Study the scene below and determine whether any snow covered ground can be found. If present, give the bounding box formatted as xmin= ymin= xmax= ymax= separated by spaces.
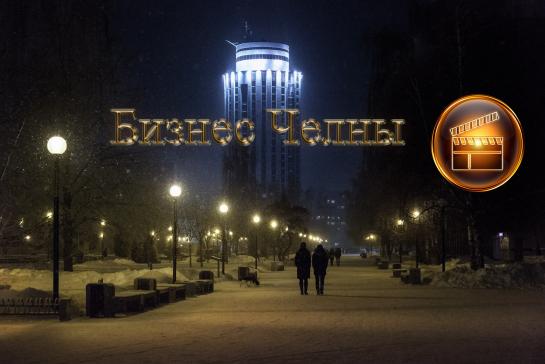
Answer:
xmin=425 ymin=259 xmax=545 ymax=289
xmin=0 ymin=260 xmax=190 ymax=311
xmin=1 ymin=256 xmax=545 ymax=363
xmin=0 ymin=256 xmax=278 ymax=312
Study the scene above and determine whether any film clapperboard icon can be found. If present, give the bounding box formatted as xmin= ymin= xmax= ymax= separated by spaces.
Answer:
xmin=450 ymin=111 xmax=503 ymax=171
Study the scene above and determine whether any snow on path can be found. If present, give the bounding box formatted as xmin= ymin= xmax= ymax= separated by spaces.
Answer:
xmin=1 ymin=257 xmax=545 ymax=364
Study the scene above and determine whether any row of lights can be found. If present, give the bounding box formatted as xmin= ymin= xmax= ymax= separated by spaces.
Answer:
xmin=364 ymin=209 xmax=422 ymax=241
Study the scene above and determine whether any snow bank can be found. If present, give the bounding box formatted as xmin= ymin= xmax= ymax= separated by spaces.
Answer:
xmin=0 ymin=267 xmax=190 ymax=312
xmin=0 ymin=267 xmax=188 ymax=292
xmin=428 ymin=262 xmax=545 ymax=289
xmin=74 ymin=258 xmax=139 ymax=270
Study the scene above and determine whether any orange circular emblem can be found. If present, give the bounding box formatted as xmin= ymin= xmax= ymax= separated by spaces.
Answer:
xmin=431 ymin=95 xmax=524 ymax=192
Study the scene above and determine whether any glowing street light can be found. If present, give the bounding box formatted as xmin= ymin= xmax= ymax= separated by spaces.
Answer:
xmin=100 ymin=219 xmax=106 ymax=227
xmin=218 ymin=202 xmax=229 ymax=215
xmin=47 ymin=135 xmax=67 ymax=301
xmin=252 ymin=213 xmax=261 ymax=269
xmin=270 ymin=219 xmax=279 ymax=261
xmin=396 ymin=219 xmax=404 ymax=226
xmin=47 ymin=136 xmax=67 ymax=155
xmin=218 ymin=201 xmax=229 ymax=274
xmin=45 ymin=211 xmax=53 ymax=219
xmin=24 ymin=235 xmax=31 ymax=241
xmin=169 ymin=183 xmax=182 ymax=283
xmin=412 ymin=209 xmax=421 ymax=218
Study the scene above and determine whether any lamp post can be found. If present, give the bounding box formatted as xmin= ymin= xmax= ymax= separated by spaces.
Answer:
xmin=411 ymin=209 xmax=421 ymax=268
xmin=270 ymin=219 xmax=278 ymax=261
xmin=252 ymin=214 xmax=261 ymax=269
xmin=169 ymin=184 xmax=182 ymax=283
xmin=47 ymin=136 xmax=67 ymax=300
xmin=396 ymin=219 xmax=404 ymax=264
xmin=218 ymin=201 xmax=229 ymax=275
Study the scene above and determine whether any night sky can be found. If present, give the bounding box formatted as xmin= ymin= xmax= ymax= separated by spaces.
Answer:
xmin=111 ymin=0 xmax=408 ymax=194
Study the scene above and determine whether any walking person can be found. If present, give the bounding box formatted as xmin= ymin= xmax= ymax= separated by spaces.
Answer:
xmin=328 ymin=247 xmax=335 ymax=266
xmin=312 ymin=244 xmax=329 ymax=295
xmin=334 ymin=247 xmax=342 ymax=267
xmin=295 ymin=242 xmax=311 ymax=295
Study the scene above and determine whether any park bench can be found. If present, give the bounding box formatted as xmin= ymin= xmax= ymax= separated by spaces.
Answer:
xmin=238 ymin=266 xmax=260 ymax=286
xmin=156 ymin=283 xmax=187 ymax=301
xmin=134 ymin=278 xmax=178 ymax=304
xmin=86 ymin=283 xmax=158 ymax=317
xmin=113 ymin=290 xmax=157 ymax=314
xmin=0 ymin=297 xmax=72 ymax=321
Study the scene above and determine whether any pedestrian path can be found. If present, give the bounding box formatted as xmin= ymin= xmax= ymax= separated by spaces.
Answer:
xmin=1 ymin=256 xmax=544 ymax=364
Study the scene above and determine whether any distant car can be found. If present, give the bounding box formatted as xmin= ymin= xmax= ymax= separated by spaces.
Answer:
xmin=360 ymin=251 xmax=368 ymax=258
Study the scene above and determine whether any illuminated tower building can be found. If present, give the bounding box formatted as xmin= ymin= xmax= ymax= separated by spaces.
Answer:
xmin=222 ymin=42 xmax=302 ymax=202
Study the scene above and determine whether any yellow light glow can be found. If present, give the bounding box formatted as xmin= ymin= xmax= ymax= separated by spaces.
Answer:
xmin=218 ymin=202 xmax=229 ymax=214
xmin=252 ymin=214 xmax=261 ymax=224
xmin=169 ymin=184 xmax=182 ymax=198
xmin=270 ymin=220 xmax=278 ymax=229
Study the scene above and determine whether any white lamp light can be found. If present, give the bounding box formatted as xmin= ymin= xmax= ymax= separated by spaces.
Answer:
xmin=218 ymin=202 xmax=229 ymax=214
xmin=169 ymin=184 xmax=182 ymax=198
xmin=47 ymin=136 xmax=67 ymax=155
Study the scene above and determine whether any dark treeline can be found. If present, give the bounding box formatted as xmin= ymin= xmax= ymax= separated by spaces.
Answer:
xmin=346 ymin=0 xmax=545 ymax=265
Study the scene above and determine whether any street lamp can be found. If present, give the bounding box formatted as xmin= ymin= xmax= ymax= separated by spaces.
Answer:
xmin=411 ymin=209 xmax=421 ymax=268
xmin=252 ymin=213 xmax=261 ymax=269
xmin=270 ymin=219 xmax=278 ymax=261
xmin=395 ymin=218 xmax=406 ymax=264
xmin=47 ymin=135 xmax=67 ymax=301
xmin=218 ymin=201 xmax=229 ymax=274
xmin=169 ymin=183 xmax=182 ymax=283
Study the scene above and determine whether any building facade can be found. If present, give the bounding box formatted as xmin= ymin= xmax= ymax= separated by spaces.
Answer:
xmin=222 ymin=42 xmax=302 ymax=203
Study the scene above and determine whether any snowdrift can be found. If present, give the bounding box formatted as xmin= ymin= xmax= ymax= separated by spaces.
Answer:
xmin=428 ymin=262 xmax=545 ymax=289
xmin=0 ymin=267 xmax=189 ymax=312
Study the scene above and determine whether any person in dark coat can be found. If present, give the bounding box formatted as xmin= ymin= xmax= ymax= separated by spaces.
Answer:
xmin=312 ymin=244 xmax=329 ymax=295
xmin=328 ymin=247 xmax=335 ymax=266
xmin=334 ymin=247 xmax=342 ymax=266
xmin=294 ymin=242 xmax=311 ymax=295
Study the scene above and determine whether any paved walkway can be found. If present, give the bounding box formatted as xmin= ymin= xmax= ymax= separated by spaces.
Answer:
xmin=1 ymin=256 xmax=545 ymax=363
